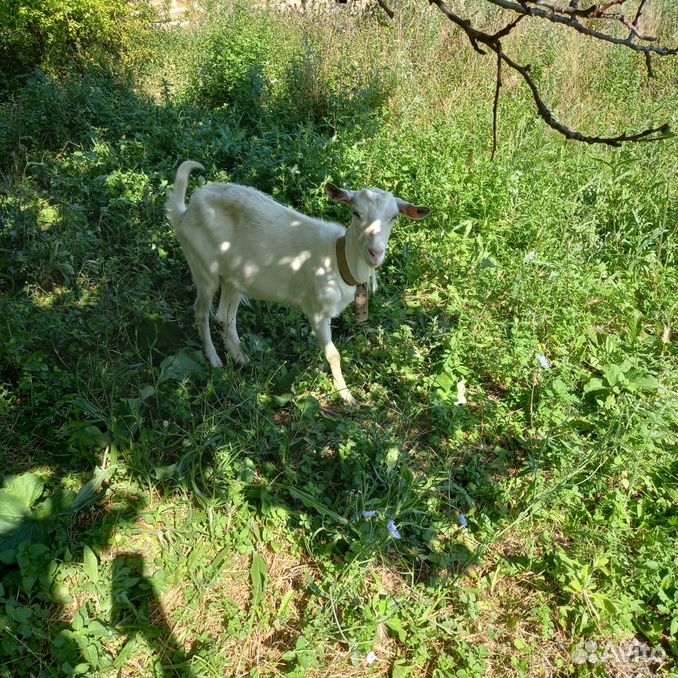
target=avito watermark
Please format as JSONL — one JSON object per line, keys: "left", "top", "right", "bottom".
{"left": 571, "top": 639, "right": 666, "bottom": 665}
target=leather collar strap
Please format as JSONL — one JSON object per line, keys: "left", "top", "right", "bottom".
{"left": 336, "top": 235, "right": 362, "bottom": 287}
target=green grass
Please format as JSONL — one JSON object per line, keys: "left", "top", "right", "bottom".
{"left": 0, "top": 1, "right": 676, "bottom": 676}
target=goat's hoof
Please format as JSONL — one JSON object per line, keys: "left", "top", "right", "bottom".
{"left": 235, "top": 354, "right": 250, "bottom": 367}
{"left": 209, "top": 355, "right": 224, "bottom": 369}
{"left": 341, "top": 393, "right": 357, "bottom": 406}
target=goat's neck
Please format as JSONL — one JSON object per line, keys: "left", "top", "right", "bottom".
{"left": 344, "top": 226, "right": 372, "bottom": 286}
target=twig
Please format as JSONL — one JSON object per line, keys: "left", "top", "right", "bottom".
{"left": 487, "top": 0, "right": 677, "bottom": 56}
{"left": 628, "top": 0, "right": 649, "bottom": 41}
{"left": 376, "top": 0, "right": 395, "bottom": 19}
{"left": 499, "top": 49, "right": 670, "bottom": 145}
{"left": 491, "top": 13, "right": 525, "bottom": 40}
{"left": 427, "top": 0, "right": 674, "bottom": 149}
{"left": 427, "top": 0, "right": 488, "bottom": 54}
{"left": 644, "top": 50, "right": 654, "bottom": 77}
{"left": 597, "top": 11, "right": 657, "bottom": 41}
{"left": 593, "top": 0, "right": 626, "bottom": 14}
{"left": 491, "top": 49, "right": 502, "bottom": 159}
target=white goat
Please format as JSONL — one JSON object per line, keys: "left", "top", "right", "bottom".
{"left": 166, "top": 161, "right": 430, "bottom": 403}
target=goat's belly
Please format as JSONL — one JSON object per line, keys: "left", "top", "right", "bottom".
{"left": 221, "top": 267, "right": 349, "bottom": 319}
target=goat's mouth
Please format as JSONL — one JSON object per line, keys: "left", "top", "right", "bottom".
{"left": 366, "top": 248, "right": 385, "bottom": 267}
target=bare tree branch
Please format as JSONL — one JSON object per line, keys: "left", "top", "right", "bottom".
{"left": 376, "top": 0, "right": 394, "bottom": 19}
{"left": 628, "top": 0, "right": 649, "bottom": 40}
{"left": 426, "top": 0, "right": 675, "bottom": 152}
{"left": 498, "top": 48, "right": 670, "bottom": 145}
{"left": 491, "top": 49, "right": 502, "bottom": 160}
{"left": 486, "top": 0, "right": 677, "bottom": 56}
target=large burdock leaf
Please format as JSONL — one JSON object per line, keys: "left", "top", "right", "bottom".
{"left": 0, "top": 489, "right": 44, "bottom": 559}
{"left": 160, "top": 349, "right": 204, "bottom": 381}
{"left": 4, "top": 473, "right": 44, "bottom": 508}
{"left": 0, "top": 489, "right": 31, "bottom": 536}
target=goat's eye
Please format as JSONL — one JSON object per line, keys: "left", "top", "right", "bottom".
{"left": 352, "top": 210, "right": 361, "bottom": 219}
{"left": 390, "top": 215, "right": 398, "bottom": 223}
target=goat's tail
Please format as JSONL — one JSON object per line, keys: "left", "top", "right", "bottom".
{"left": 166, "top": 160, "right": 205, "bottom": 227}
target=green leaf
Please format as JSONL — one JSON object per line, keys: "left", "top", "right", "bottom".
{"left": 114, "top": 638, "right": 139, "bottom": 667}
{"left": 66, "top": 465, "right": 117, "bottom": 516}
{"left": 250, "top": 553, "right": 268, "bottom": 611}
{"left": 513, "top": 637, "right": 528, "bottom": 652}
{"left": 160, "top": 349, "right": 203, "bottom": 381}
{"left": 603, "top": 363, "right": 625, "bottom": 387}
{"left": 385, "top": 447, "right": 399, "bottom": 474}
{"left": 385, "top": 615, "right": 407, "bottom": 641}
{"left": 392, "top": 659, "right": 414, "bottom": 678}
{"left": 0, "top": 489, "right": 32, "bottom": 535}
{"left": 625, "top": 370, "right": 659, "bottom": 391}
{"left": 4, "top": 473, "right": 44, "bottom": 508}
{"left": 86, "top": 620, "right": 112, "bottom": 637}
{"left": 154, "top": 464, "right": 177, "bottom": 481}
{"left": 285, "top": 486, "right": 348, "bottom": 525}
{"left": 83, "top": 546, "right": 99, "bottom": 583}
{"left": 140, "top": 384, "right": 156, "bottom": 400}
{"left": 583, "top": 377, "right": 606, "bottom": 395}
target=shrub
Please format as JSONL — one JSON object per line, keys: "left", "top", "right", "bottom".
{"left": 0, "top": 0, "right": 155, "bottom": 87}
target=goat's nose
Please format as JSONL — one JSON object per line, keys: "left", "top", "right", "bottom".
{"left": 369, "top": 247, "right": 384, "bottom": 258}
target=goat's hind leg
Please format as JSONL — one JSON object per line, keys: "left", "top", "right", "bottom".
{"left": 194, "top": 278, "right": 223, "bottom": 368}
{"left": 216, "top": 284, "right": 249, "bottom": 366}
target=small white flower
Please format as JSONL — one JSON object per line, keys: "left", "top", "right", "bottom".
{"left": 162, "top": 420, "right": 169, "bottom": 429}
{"left": 366, "top": 651, "right": 377, "bottom": 665}
{"left": 455, "top": 380, "right": 467, "bottom": 405}
{"left": 362, "top": 510, "right": 377, "bottom": 519}
{"left": 387, "top": 520, "right": 401, "bottom": 540}
{"left": 523, "top": 251, "right": 538, "bottom": 264}
{"left": 537, "top": 354, "right": 552, "bottom": 370}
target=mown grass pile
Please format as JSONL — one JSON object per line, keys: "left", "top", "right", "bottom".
{"left": 0, "top": 1, "right": 676, "bottom": 676}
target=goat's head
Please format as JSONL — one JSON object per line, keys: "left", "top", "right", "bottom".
{"left": 326, "top": 183, "right": 430, "bottom": 268}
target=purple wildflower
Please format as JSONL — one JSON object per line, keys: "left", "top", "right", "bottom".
{"left": 387, "top": 520, "right": 401, "bottom": 540}
{"left": 538, "top": 354, "right": 552, "bottom": 370}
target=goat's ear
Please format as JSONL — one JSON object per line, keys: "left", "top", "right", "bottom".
{"left": 326, "top": 182, "right": 355, "bottom": 205}
{"left": 397, "top": 199, "right": 431, "bottom": 221}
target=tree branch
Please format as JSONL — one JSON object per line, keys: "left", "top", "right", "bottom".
{"left": 498, "top": 48, "right": 670, "bottom": 145}
{"left": 487, "top": 0, "right": 677, "bottom": 56}
{"left": 426, "top": 0, "right": 675, "bottom": 152}
{"left": 628, "top": 0, "right": 649, "bottom": 41}
{"left": 376, "top": 0, "right": 394, "bottom": 19}
{"left": 491, "top": 49, "right": 503, "bottom": 160}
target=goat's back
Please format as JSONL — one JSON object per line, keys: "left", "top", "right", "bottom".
{"left": 176, "top": 181, "right": 347, "bottom": 310}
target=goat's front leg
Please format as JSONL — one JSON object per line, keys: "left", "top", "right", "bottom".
{"left": 309, "top": 316, "right": 355, "bottom": 404}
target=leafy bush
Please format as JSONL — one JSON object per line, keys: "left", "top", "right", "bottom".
{"left": 0, "top": 70, "right": 141, "bottom": 163}
{"left": 186, "top": 2, "right": 277, "bottom": 114}
{"left": 0, "top": 0, "right": 155, "bottom": 87}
